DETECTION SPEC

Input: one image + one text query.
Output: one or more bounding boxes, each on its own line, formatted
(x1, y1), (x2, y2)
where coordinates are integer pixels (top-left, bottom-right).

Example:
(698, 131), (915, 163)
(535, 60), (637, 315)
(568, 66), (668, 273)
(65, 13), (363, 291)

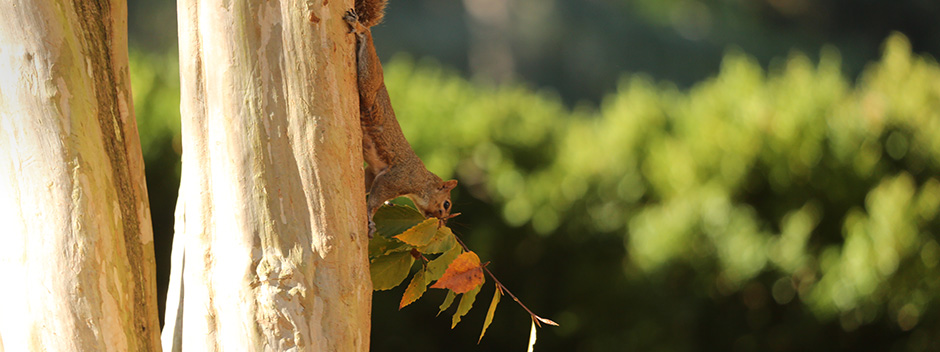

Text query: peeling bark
(162, 0), (371, 351)
(0, 0), (162, 351)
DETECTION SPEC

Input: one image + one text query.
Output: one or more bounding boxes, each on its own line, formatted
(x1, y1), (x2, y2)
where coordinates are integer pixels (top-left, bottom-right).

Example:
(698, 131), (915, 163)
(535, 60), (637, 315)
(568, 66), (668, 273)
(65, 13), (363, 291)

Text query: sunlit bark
(162, 1), (371, 350)
(0, 1), (161, 351)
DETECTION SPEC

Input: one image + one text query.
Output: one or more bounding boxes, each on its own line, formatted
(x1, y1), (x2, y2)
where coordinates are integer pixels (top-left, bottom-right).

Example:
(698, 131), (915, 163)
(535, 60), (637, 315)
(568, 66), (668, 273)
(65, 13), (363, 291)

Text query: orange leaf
(430, 251), (484, 294)
(427, 245), (462, 281)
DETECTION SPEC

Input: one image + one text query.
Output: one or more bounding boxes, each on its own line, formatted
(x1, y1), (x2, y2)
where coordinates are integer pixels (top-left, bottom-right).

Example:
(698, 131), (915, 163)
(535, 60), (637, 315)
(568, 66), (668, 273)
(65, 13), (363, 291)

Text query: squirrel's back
(355, 0), (387, 28)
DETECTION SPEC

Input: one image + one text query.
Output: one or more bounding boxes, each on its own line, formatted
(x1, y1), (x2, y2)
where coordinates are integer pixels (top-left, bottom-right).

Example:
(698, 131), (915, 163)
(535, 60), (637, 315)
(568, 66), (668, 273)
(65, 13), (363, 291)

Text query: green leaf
(368, 233), (412, 258)
(438, 290), (456, 316)
(418, 226), (457, 254)
(387, 196), (417, 208)
(451, 278), (483, 328)
(394, 218), (439, 247)
(478, 286), (501, 343)
(427, 244), (462, 281)
(370, 251), (415, 291)
(400, 267), (430, 309)
(369, 233), (392, 258)
(373, 204), (426, 237)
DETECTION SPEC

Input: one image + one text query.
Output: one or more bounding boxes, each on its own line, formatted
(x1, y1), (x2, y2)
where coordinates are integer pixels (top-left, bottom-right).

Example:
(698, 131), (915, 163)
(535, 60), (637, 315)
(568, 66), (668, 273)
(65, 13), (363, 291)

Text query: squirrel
(343, 2), (458, 237)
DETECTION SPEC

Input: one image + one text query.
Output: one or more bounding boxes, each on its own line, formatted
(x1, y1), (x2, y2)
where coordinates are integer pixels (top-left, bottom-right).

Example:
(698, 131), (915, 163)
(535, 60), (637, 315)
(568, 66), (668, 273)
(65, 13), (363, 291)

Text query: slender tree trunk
(162, 0), (371, 350)
(0, 1), (162, 351)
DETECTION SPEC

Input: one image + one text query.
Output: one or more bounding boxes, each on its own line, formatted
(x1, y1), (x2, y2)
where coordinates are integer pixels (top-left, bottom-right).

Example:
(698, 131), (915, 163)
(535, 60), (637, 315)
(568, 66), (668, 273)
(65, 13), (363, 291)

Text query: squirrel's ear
(441, 179), (458, 191)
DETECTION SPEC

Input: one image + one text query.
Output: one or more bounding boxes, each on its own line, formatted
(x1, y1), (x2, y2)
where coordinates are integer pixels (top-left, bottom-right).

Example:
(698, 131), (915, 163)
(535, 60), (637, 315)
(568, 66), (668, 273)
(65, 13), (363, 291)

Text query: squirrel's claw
(343, 9), (359, 33)
(343, 9), (358, 23)
(343, 8), (368, 41)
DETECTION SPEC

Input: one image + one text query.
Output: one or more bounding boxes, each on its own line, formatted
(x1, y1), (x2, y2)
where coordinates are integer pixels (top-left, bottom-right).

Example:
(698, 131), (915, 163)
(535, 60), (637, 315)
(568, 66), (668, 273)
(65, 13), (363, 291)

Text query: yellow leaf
(438, 290), (456, 316)
(394, 218), (438, 247)
(478, 285), (501, 343)
(400, 267), (429, 309)
(526, 320), (537, 352)
(418, 225), (457, 254)
(451, 282), (483, 328)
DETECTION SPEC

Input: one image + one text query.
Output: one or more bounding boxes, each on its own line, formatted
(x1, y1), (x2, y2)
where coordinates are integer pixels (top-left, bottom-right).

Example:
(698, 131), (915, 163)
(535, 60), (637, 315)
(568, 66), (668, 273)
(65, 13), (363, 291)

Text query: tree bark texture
(0, 1), (162, 351)
(162, 0), (371, 351)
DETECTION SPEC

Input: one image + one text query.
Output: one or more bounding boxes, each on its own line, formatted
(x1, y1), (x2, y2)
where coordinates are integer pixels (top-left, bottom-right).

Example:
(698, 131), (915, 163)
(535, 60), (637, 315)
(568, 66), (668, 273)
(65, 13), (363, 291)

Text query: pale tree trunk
(161, 0), (371, 351)
(0, 0), (162, 351)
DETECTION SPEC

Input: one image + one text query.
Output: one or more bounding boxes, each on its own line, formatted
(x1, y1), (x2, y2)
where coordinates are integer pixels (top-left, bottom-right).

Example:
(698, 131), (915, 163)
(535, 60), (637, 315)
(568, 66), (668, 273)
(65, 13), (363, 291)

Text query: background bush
(132, 33), (940, 351)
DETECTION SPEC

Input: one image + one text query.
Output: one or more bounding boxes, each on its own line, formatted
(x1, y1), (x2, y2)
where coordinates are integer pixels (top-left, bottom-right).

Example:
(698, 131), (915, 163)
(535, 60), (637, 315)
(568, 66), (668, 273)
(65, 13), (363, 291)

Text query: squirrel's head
(415, 179), (458, 219)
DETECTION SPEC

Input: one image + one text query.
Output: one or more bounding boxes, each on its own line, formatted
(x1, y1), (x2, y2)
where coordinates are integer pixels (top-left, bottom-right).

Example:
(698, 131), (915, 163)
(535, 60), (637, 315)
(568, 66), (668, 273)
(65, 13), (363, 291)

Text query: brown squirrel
(343, 2), (458, 237)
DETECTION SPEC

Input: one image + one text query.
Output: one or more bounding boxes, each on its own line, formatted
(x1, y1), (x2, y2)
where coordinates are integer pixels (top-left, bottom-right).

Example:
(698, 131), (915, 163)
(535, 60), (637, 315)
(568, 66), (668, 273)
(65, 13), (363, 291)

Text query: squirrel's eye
(443, 200), (451, 210)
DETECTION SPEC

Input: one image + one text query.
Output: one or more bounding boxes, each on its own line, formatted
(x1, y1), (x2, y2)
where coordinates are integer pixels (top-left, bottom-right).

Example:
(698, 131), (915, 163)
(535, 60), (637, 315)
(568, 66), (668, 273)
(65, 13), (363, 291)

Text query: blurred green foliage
(129, 50), (181, 322)
(381, 33), (940, 350)
(132, 34), (940, 350)
(130, 50), (181, 161)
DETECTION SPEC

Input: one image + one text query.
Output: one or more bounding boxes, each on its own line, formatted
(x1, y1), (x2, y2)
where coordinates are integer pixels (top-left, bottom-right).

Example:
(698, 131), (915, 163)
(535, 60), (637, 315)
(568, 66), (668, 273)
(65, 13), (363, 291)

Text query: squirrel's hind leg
(365, 168), (395, 237)
(364, 166), (378, 191)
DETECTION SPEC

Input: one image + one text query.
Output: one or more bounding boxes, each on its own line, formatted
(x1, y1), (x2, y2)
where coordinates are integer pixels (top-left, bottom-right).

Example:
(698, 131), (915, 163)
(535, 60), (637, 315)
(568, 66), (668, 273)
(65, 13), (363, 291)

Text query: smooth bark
(0, 0), (162, 351)
(162, 0), (371, 350)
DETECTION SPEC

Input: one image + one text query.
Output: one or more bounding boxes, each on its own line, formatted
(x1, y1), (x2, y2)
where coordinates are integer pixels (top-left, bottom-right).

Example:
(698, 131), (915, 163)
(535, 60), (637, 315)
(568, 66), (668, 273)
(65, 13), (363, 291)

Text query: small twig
(452, 231), (471, 252)
(452, 233), (558, 327)
(437, 212), (461, 229)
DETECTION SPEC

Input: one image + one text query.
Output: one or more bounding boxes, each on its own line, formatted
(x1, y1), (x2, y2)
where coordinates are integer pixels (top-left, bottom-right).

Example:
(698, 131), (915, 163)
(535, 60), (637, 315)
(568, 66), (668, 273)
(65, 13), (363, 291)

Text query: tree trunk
(161, 0), (371, 351)
(0, 1), (162, 351)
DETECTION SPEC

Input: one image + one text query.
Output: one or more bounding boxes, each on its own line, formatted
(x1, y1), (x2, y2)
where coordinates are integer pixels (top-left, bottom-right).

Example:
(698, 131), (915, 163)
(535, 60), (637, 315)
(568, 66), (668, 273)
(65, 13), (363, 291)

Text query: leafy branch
(451, 231), (558, 328)
(368, 204), (557, 346)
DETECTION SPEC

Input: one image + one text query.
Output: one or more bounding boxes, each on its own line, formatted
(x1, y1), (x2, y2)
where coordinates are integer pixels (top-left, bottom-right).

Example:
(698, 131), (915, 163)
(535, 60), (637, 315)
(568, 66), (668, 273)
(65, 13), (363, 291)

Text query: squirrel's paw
(343, 9), (359, 31)
(367, 219), (376, 238)
(343, 9), (367, 39)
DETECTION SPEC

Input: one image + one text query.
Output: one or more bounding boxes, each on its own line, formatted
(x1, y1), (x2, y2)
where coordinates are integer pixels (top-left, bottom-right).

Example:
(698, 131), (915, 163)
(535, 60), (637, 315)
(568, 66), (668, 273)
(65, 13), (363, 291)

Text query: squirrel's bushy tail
(355, 0), (387, 27)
